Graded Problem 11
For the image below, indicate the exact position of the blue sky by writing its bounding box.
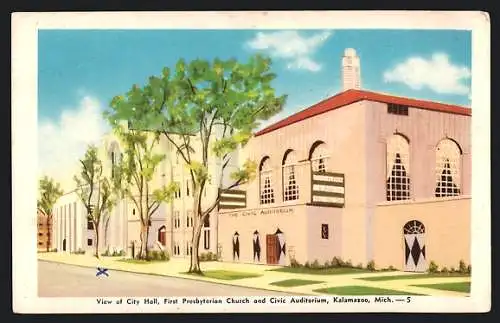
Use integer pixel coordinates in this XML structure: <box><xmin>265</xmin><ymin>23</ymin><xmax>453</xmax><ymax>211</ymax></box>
<box><xmin>37</xmin><ymin>29</ymin><xmax>471</xmax><ymax>185</ymax></box>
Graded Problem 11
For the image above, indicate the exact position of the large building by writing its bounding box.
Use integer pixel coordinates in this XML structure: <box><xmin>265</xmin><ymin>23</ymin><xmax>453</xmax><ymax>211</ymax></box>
<box><xmin>217</xmin><ymin>88</ymin><xmax>471</xmax><ymax>272</ymax></box>
<box><xmin>52</xmin><ymin>123</ymin><xmax>239</xmax><ymax>258</ymax></box>
<box><xmin>50</xmin><ymin>48</ymin><xmax>472</xmax><ymax>272</ymax></box>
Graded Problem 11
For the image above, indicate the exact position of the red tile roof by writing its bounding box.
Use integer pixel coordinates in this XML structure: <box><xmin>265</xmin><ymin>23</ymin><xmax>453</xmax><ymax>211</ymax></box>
<box><xmin>255</xmin><ymin>89</ymin><xmax>471</xmax><ymax>137</ymax></box>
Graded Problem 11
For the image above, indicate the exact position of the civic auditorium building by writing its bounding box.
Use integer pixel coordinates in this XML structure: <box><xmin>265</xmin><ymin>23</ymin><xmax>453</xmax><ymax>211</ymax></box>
<box><xmin>50</xmin><ymin>48</ymin><xmax>471</xmax><ymax>272</ymax></box>
<box><xmin>217</xmin><ymin>49</ymin><xmax>471</xmax><ymax>272</ymax></box>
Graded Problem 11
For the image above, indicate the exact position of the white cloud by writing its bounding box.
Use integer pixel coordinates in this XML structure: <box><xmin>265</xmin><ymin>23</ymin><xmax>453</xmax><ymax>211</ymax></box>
<box><xmin>38</xmin><ymin>96</ymin><xmax>109</xmax><ymax>191</ymax></box>
<box><xmin>383</xmin><ymin>53</ymin><xmax>471</xmax><ymax>95</ymax></box>
<box><xmin>246</xmin><ymin>30</ymin><xmax>332</xmax><ymax>72</ymax></box>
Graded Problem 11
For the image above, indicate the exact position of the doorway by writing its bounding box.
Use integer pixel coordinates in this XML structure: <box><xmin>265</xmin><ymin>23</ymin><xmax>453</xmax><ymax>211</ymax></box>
<box><xmin>403</xmin><ymin>220</ymin><xmax>427</xmax><ymax>272</ymax></box>
<box><xmin>62</xmin><ymin>239</ymin><xmax>67</xmax><ymax>252</ymax></box>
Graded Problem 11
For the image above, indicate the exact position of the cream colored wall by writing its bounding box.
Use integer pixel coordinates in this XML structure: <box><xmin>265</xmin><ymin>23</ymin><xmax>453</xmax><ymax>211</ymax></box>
<box><xmin>305</xmin><ymin>206</ymin><xmax>343</xmax><ymax>264</ymax></box>
<box><xmin>372</xmin><ymin>197</ymin><xmax>471</xmax><ymax>270</ymax></box>
<box><xmin>218</xmin><ymin>205</ymin><xmax>308</xmax><ymax>265</ymax></box>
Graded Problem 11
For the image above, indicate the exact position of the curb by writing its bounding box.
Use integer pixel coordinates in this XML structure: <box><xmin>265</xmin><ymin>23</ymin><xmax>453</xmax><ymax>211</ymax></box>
<box><xmin>38</xmin><ymin>259</ymin><xmax>314</xmax><ymax>296</ymax></box>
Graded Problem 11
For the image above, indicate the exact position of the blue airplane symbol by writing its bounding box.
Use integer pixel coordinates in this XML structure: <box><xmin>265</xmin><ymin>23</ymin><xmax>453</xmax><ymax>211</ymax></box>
<box><xmin>96</xmin><ymin>267</ymin><xmax>109</xmax><ymax>277</ymax></box>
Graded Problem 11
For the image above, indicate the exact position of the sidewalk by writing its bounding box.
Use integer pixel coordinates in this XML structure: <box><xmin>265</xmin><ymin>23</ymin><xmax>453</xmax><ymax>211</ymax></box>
<box><xmin>37</xmin><ymin>253</ymin><xmax>470</xmax><ymax>297</ymax></box>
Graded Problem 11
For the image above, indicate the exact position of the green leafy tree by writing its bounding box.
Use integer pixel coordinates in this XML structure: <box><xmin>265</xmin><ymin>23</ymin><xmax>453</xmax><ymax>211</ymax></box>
<box><xmin>37</xmin><ymin>176</ymin><xmax>63</xmax><ymax>251</ymax></box>
<box><xmin>106</xmin><ymin>54</ymin><xmax>286</xmax><ymax>272</ymax></box>
<box><xmin>74</xmin><ymin>145</ymin><xmax>122</xmax><ymax>258</ymax></box>
<box><xmin>112</xmin><ymin>126</ymin><xmax>178</xmax><ymax>260</ymax></box>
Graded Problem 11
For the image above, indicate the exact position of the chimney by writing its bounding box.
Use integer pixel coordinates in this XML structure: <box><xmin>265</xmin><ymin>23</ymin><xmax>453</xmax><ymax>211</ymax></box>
<box><xmin>341</xmin><ymin>48</ymin><xmax>361</xmax><ymax>91</ymax></box>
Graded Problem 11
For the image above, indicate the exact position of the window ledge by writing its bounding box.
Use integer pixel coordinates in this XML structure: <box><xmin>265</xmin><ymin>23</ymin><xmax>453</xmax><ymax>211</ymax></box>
<box><xmin>377</xmin><ymin>195</ymin><xmax>471</xmax><ymax>207</ymax></box>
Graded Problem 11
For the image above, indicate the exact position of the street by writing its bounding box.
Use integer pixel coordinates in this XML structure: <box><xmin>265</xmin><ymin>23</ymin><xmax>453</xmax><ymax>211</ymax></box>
<box><xmin>38</xmin><ymin>261</ymin><xmax>294</xmax><ymax>297</ymax></box>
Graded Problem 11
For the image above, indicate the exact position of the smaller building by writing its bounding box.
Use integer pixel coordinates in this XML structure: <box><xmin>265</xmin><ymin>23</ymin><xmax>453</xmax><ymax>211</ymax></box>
<box><xmin>37</xmin><ymin>210</ymin><xmax>52</xmax><ymax>251</ymax></box>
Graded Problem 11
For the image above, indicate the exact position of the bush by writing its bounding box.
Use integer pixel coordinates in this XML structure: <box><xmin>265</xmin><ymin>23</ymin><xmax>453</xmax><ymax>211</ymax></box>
<box><xmin>72</xmin><ymin>248</ymin><xmax>85</xmax><ymax>255</ymax></box>
<box><xmin>467</xmin><ymin>264</ymin><xmax>472</xmax><ymax>274</ymax></box>
<box><xmin>51</xmin><ymin>248</ymin><xmax>58</xmax><ymax>252</ymax></box>
<box><xmin>311</xmin><ymin>259</ymin><xmax>321</xmax><ymax>269</ymax></box>
<box><xmin>290</xmin><ymin>258</ymin><xmax>302</xmax><ymax>268</ymax></box>
<box><xmin>304</xmin><ymin>261</ymin><xmax>311</xmax><ymax>268</ymax></box>
<box><xmin>345</xmin><ymin>260</ymin><xmax>353</xmax><ymax>268</ymax></box>
<box><xmin>388</xmin><ymin>265</ymin><xmax>397</xmax><ymax>271</ymax></box>
<box><xmin>366</xmin><ymin>260</ymin><xmax>376</xmax><ymax>271</ymax></box>
<box><xmin>440</xmin><ymin>266</ymin><xmax>449</xmax><ymax>274</ymax></box>
<box><xmin>102</xmin><ymin>249</ymin><xmax>111</xmax><ymax>257</ymax></box>
<box><xmin>428</xmin><ymin>261</ymin><xmax>439</xmax><ymax>273</ymax></box>
<box><xmin>356</xmin><ymin>263</ymin><xmax>364</xmax><ymax>269</ymax></box>
<box><xmin>330</xmin><ymin>257</ymin><xmax>341</xmax><ymax>267</ymax></box>
<box><xmin>323</xmin><ymin>260</ymin><xmax>331</xmax><ymax>268</ymax></box>
<box><xmin>199</xmin><ymin>252</ymin><xmax>217</xmax><ymax>262</ymax></box>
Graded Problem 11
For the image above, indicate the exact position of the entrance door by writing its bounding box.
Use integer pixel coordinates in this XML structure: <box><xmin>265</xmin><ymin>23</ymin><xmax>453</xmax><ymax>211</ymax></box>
<box><xmin>403</xmin><ymin>220</ymin><xmax>427</xmax><ymax>272</ymax></box>
<box><xmin>158</xmin><ymin>226</ymin><xmax>166</xmax><ymax>246</ymax></box>
<box><xmin>266</xmin><ymin>234</ymin><xmax>278</xmax><ymax>264</ymax></box>
<box><xmin>62</xmin><ymin>239</ymin><xmax>67</xmax><ymax>252</ymax></box>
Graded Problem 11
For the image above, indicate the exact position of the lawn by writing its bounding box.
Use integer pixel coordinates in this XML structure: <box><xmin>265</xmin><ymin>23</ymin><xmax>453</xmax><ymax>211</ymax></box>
<box><xmin>270</xmin><ymin>267</ymin><xmax>370</xmax><ymax>275</ymax></box>
<box><xmin>187</xmin><ymin>270</ymin><xmax>262</xmax><ymax>281</ymax></box>
<box><xmin>411</xmin><ymin>282</ymin><xmax>470</xmax><ymax>293</ymax></box>
<box><xmin>358</xmin><ymin>273</ymin><xmax>471</xmax><ymax>282</ymax></box>
<box><xmin>314</xmin><ymin>285</ymin><xmax>424</xmax><ymax>296</ymax></box>
<box><xmin>269</xmin><ymin>279</ymin><xmax>324</xmax><ymax>287</ymax></box>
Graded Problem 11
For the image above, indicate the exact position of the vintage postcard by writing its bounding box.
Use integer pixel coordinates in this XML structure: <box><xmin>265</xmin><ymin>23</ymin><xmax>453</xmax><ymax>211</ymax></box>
<box><xmin>12</xmin><ymin>11</ymin><xmax>490</xmax><ymax>313</ymax></box>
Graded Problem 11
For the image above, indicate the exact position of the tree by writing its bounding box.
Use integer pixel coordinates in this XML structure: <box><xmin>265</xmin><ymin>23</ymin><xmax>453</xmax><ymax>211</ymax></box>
<box><xmin>37</xmin><ymin>176</ymin><xmax>63</xmax><ymax>252</ymax></box>
<box><xmin>106</xmin><ymin>54</ymin><xmax>286</xmax><ymax>273</ymax></box>
<box><xmin>112</xmin><ymin>126</ymin><xmax>178</xmax><ymax>260</ymax></box>
<box><xmin>74</xmin><ymin>145</ymin><xmax>121</xmax><ymax>258</ymax></box>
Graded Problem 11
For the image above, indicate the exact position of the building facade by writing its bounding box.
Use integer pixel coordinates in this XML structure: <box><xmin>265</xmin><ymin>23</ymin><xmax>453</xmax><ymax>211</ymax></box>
<box><xmin>37</xmin><ymin>210</ymin><xmax>52</xmax><ymax>251</ymax></box>
<box><xmin>217</xmin><ymin>89</ymin><xmax>471</xmax><ymax>272</ymax></box>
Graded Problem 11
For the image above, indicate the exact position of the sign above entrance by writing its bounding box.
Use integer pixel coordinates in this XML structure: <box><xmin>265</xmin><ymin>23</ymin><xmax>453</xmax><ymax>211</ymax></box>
<box><xmin>222</xmin><ymin>207</ymin><xmax>294</xmax><ymax>218</ymax></box>
<box><xmin>309</xmin><ymin>172</ymin><xmax>345</xmax><ymax>208</ymax></box>
<box><xmin>218</xmin><ymin>189</ymin><xmax>247</xmax><ymax>210</ymax></box>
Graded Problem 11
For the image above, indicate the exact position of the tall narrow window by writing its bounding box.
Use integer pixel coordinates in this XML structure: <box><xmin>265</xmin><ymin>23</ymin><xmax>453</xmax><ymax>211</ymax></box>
<box><xmin>203</xmin><ymin>215</ymin><xmax>210</xmax><ymax>228</ymax></box>
<box><xmin>283</xmin><ymin>150</ymin><xmax>299</xmax><ymax>201</ymax></box>
<box><xmin>386</xmin><ymin>134</ymin><xmax>411</xmax><ymax>201</ymax></box>
<box><xmin>309</xmin><ymin>141</ymin><xmax>329</xmax><ymax>173</ymax></box>
<box><xmin>204</xmin><ymin>230</ymin><xmax>210</xmax><ymax>250</ymax></box>
<box><xmin>435</xmin><ymin>139</ymin><xmax>462</xmax><ymax>197</ymax></box>
<box><xmin>259</xmin><ymin>157</ymin><xmax>275</xmax><ymax>204</ymax></box>
<box><xmin>186</xmin><ymin>180</ymin><xmax>190</xmax><ymax>197</ymax></box>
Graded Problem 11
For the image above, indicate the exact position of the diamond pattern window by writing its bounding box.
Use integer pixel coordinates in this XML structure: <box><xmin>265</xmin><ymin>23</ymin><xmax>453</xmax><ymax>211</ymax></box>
<box><xmin>386</xmin><ymin>134</ymin><xmax>411</xmax><ymax>201</ymax></box>
<box><xmin>435</xmin><ymin>139</ymin><xmax>461</xmax><ymax>197</ymax></box>
<box><xmin>259</xmin><ymin>157</ymin><xmax>275</xmax><ymax>204</ymax></box>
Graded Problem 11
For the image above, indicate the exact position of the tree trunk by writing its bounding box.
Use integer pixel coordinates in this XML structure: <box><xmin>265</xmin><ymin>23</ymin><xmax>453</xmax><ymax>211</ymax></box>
<box><xmin>145</xmin><ymin>219</ymin><xmax>151</xmax><ymax>258</ymax></box>
<box><xmin>190</xmin><ymin>222</ymin><xmax>203</xmax><ymax>273</ymax></box>
<box><xmin>94</xmin><ymin>227</ymin><xmax>100</xmax><ymax>259</ymax></box>
<box><xmin>104</xmin><ymin>215</ymin><xmax>111</xmax><ymax>252</ymax></box>
<box><xmin>139</xmin><ymin>223</ymin><xmax>148</xmax><ymax>259</ymax></box>
<box><xmin>46</xmin><ymin>214</ymin><xmax>52</xmax><ymax>252</ymax></box>
<box><xmin>189</xmin><ymin>186</ymin><xmax>203</xmax><ymax>273</ymax></box>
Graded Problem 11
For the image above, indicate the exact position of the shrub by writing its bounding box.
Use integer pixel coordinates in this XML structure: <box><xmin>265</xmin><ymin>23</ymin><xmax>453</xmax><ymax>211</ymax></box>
<box><xmin>199</xmin><ymin>252</ymin><xmax>217</xmax><ymax>262</ymax></box>
<box><xmin>311</xmin><ymin>259</ymin><xmax>321</xmax><ymax>269</ymax></box>
<box><xmin>388</xmin><ymin>265</ymin><xmax>397</xmax><ymax>271</ymax></box>
<box><xmin>356</xmin><ymin>263</ymin><xmax>364</xmax><ymax>269</ymax></box>
<box><xmin>459</xmin><ymin>260</ymin><xmax>468</xmax><ymax>274</ymax></box>
<box><xmin>119</xmin><ymin>250</ymin><xmax>126</xmax><ymax>257</ymax></box>
<box><xmin>428</xmin><ymin>261</ymin><xmax>439</xmax><ymax>273</ymax></box>
<box><xmin>304</xmin><ymin>261</ymin><xmax>311</xmax><ymax>268</ymax></box>
<box><xmin>467</xmin><ymin>264</ymin><xmax>472</xmax><ymax>274</ymax></box>
<box><xmin>366</xmin><ymin>260</ymin><xmax>376</xmax><ymax>271</ymax></box>
<box><xmin>72</xmin><ymin>248</ymin><xmax>85</xmax><ymax>255</ymax></box>
<box><xmin>440</xmin><ymin>266</ymin><xmax>449</xmax><ymax>274</ymax></box>
<box><xmin>345</xmin><ymin>260</ymin><xmax>353</xmax><ymax>268</ymax></box>
<box><xmin>51</xmin><ymin>248</ymin><xmax>58</xmax><ymax>252</ymax></box>
<box><xmin>323</xmin><ymin>260</ymin><xmax>331</xmax><ymax>268</ymax></box>
<box><xmin>329</xmin><ymin>257</ymin><xmax>339</xmax><ymax>267</ymax></box>
<box><xmin>290</xmin><ymin>258</ymin><xmax>302</xmax><ymax>268</ymax></box>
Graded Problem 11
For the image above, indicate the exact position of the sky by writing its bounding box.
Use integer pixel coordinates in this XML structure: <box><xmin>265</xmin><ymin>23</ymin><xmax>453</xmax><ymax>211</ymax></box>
<box><xmin>38</xmin><ymin>29</ymin><xmax>472</xmax><ymax>188</ymax></box>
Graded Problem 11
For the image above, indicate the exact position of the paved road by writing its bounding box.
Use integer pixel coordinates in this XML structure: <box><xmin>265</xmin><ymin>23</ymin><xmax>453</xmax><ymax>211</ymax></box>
<box><xmin>38</xmin><ymin>261</ymin><xmax>294</xmax><ymax>297</ymax></box>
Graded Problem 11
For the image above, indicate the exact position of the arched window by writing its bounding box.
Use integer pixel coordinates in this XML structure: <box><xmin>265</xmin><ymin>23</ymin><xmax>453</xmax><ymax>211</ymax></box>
<box><xmin>309</xmin><ymin>141</ymin><xmax>329</xmax><ymax>173</ymax></box>
<box><xmin>282</xmin><ymin>150</ymin><xmax>300</xmax><ymax>201</ymax></box>
<box><xmin>259</xmin><ymin>157</ymin><xmax>275</xmax><ymax>204</ymax></box>
<box><xmin>386</xmin><ymin>134</ymin><xmax>411</xmax><ymax>201</ymax></box>
<box><xmin>403</xmin><ymin>220</ymin><xmax>425</xmax><ymax>234</ymax></box>
<box><xmin>435</xmin><ymin>139</ymin><xmax>462</xmax><ymax>197</ymax></box>
<box><xmin>158</xmin><ymin>225</ymin><xmax>166</xmax><ymax>246</ymax></box>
